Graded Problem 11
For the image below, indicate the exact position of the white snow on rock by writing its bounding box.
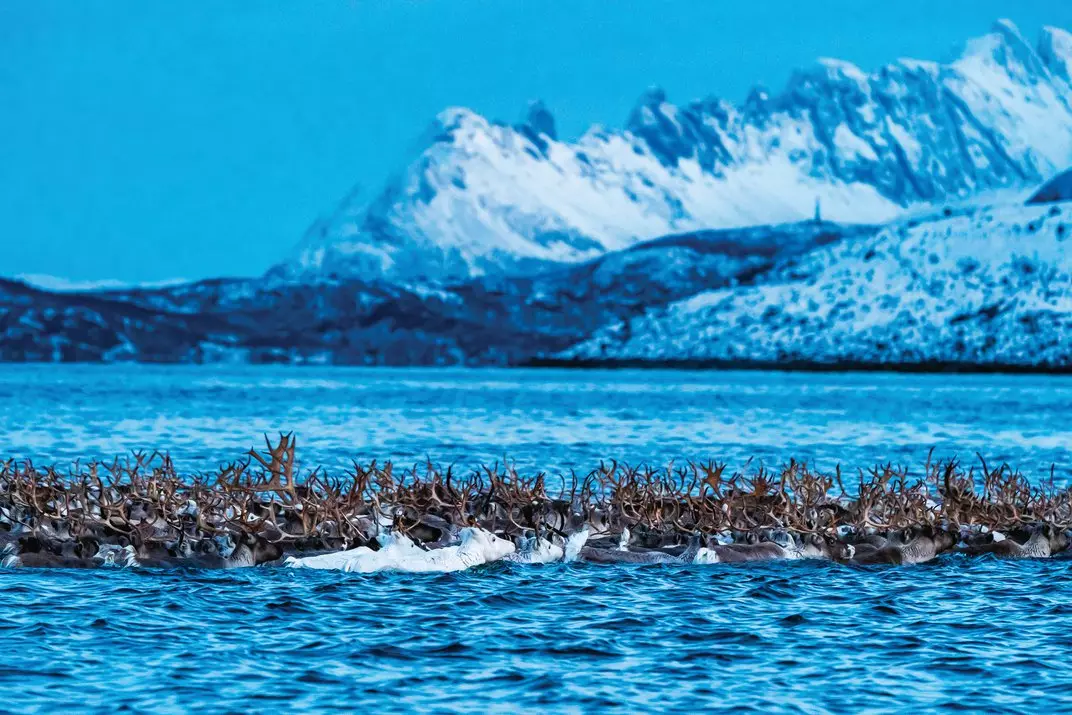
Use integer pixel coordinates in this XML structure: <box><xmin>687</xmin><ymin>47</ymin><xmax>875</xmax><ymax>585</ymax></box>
<box><xmin>14</xmin><ymin>274</ymin><xmax>189</xmax><ymax>293</ymax></box>
<box><xmin>1039</xmin><ymin>26</ymin><xmax>1072</xmax><ymax>83</ymax></box>
<box><xmin>275</xmin><ymin>21</ymin><xmax>1072</xmax><ymax>285</ymax></box>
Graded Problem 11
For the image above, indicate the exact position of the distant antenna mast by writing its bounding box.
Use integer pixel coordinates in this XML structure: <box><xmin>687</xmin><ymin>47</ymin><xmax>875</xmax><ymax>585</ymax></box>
<box><xmin>814</xmin><ymin>197</ymin><xmax>822</xmax><ymax>223</ymax></box>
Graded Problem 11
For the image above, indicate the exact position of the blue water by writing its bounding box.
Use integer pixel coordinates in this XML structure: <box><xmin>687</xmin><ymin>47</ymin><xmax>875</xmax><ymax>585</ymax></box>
<box><xmin>2</xmin><ymin>364</ymin><xmax>1072</xmax><ymax>475</ymax></box>
<box><xmin>3</xmin><ymin>365</ymin><xmax>1072</xmax><ymax>712</ymax></box>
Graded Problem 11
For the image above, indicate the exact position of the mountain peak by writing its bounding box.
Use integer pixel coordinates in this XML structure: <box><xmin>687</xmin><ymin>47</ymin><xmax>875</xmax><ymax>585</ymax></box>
<box><xmin>742</xmin><ymin>86</ymin><xmax>771</xmax><ymax>116</ymax></box>
<box><xmin>990</xmin><ymin>18</ymin><xmax>1036</xmax><ymax>60</ymax></box>
<box><xmin>277</xmin><ymin>22</ymin><xmax>1072</xmax><ymax>285</ymax></box>
<box><xmin>1039</xmin><ymin>26</ymin><xmax>1072</xmax><ymax>82</ymax></box>
<box><xmin>634</xmin><ymin>86</ymin><xmax>669</xmax><ymax>108</ymax></box>
<box><xmin>958</xmin><ymin>18</ymin><xmax>1049</xmax><ymax>79</ymax></box>
<box><xmin>626</xmin><ymin>86</ymin><xmax>693</xmax><ymax>166</ymax></box>
<box><xmin>992</xmin><ymin>17</ymin><xmax>1025</xmax><ymax>39</ymax></box>
<box><xmin>815</xmin><ymin>57</ymin><xmax>869</xmax><ymax>83</ymax></box>
<box><xmin>426</xmin><ymin>106</ymin><xmax>487</xmax><ymax>146</ymax></box>
<box><xmin>519</xmin><ymin>99</ymin><xmax>557</xmax><ymax>141</ymax></box>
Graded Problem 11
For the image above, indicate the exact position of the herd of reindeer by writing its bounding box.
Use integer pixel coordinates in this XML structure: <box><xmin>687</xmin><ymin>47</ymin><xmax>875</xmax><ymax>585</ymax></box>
<box><xmin>2</xmin><ymin>434</ymin><xmax>1071</xmax><ymax>571</ymax></box>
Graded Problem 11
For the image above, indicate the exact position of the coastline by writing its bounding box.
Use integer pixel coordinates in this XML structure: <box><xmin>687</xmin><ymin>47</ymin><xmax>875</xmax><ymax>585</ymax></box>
<box><xmin>2</xmin><ymin>352</ymin><xmax>1071</xmax><ymax>375</ymax></box>
<box><xmin>522</xmin><ymin>357</ymin><xmax>1072</xmax><ymax>375</ymax></box>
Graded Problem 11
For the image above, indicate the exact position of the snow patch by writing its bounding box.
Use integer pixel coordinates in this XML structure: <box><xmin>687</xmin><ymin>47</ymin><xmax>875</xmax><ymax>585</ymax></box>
<box><xmin>14</xmin><ymin>274</ymin><xmax>189</xmax><ymax>293</ymax></box>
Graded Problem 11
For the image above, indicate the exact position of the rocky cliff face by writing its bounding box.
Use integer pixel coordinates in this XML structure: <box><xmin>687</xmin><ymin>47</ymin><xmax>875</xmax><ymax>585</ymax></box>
<box><xmin>276</xmin><ymin>21</ymin><xmax>1072</xmax><ymax>285</ymax></box>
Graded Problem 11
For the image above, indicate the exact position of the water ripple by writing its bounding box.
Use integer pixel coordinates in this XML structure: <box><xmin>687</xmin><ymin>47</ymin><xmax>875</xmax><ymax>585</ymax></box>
<box><xmin>2</xmin><ymin>365</ymin><xmax>1071</xmax><ymax>475</ymax></box>
<box><xmin>0</xmin><ymin>559</ymin><xmax>1068</xmax><ymax>711</ymax></box>
<box><xmin>3</xmin><ymin>366</ymin><xmax>1072</xmax><ymax>709</ymax></box>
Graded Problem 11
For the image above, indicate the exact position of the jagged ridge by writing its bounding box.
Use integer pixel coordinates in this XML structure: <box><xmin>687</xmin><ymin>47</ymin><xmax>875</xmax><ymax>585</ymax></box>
<box><xmin>277</xmin><ymin>21</ymin><xmax>1072</xmax><ymax>285</ymax></box>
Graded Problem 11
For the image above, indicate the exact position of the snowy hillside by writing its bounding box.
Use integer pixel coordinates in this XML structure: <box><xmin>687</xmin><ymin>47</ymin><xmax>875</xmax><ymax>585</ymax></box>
<box><xmin>0</xmin><ymin>221</ymin><xmax>874</xmax><ymax>365</ymax></box>
<box><xmin>276</xmin><ymin>20</ymin><xmax>1072</xmax><ymax>285</ymax></box>
<box><xmin>4</xmin><ymin>198</ymin><xmax>1071</xmax><ymax>368</ymax></box>
<box><xmin>564</xmin><ymin>201</ymin><xmax>1072</xmax><ymax>367</ymax></box>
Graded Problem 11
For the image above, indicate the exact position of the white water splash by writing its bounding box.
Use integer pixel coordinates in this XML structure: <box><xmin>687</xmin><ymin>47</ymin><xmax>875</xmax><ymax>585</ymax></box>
<box><xmin>505</xmin><ymin>535</ymin><xmax>565</xmax><ymax>564</ymax></box>
<box><xmin>563</xmin><ymin>528</ymin><xmax>590</xmax><ymax>563</ymax></box>
<box><xmin>285</xmin><ymin>528</ymin><xmax>514</xmax><ymax>573</ymax></box>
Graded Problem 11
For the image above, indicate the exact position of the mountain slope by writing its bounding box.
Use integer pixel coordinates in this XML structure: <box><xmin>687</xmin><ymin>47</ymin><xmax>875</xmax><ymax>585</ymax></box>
<box><xmin>1029</xmin><ymin>167</ymin><xmax>1072</xmax><ymax>204</ymax></box>
<box><xmin>5</xmin><ymin>199</ymin><xmax>1071</xmax><ymax>369</ymax></box>
<box><xmin>276</xmin><ymin>20</ymin><xmax>1072</xmax><ymax>285</ymax></box>
<box><xmin>563</xmin><ymin>201</ymin><xmax>1072</xmax><ymax>367</ymax></box>
<box><xmin>0</xmin><ymin>222</ymin><xmax>874</xmax><ymax>365</ymax></box>
<box><xmin>0</xmin><ymin>278</ymin><xmax>238</xmax><ymax>362</ymax></box>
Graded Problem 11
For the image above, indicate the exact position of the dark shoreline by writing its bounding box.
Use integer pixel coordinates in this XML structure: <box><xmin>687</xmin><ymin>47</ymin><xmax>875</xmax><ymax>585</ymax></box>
<box><xmin>3</xmin><ymin>357</ymin><xmax>1072</xmax><ymax>375</ymax></box>
<box><xmin>522</xmin><ymin>357</ymin><xmax>1072</xmax><ymax>375</ymax></box>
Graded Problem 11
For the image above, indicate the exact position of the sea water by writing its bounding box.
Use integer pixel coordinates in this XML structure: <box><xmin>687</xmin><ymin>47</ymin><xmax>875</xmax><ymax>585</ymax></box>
<box><xmin>1</xmin><ymin>365</ymin><xmax>1071</xmax><ymax>712</ymax></box>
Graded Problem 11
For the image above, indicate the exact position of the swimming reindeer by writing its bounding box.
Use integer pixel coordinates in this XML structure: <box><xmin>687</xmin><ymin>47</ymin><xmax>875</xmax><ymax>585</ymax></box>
<box><xmin>2</xmin><ymin>438</ymin><xmax>1070</xmax><ymax>571</ymax></box>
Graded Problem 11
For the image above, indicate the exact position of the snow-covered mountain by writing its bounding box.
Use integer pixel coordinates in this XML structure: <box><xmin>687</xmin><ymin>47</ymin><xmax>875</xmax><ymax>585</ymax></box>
<box><xmin>276</xmin><ymin>20</ymin><xmax>1072</xmax><ymax>285</ymax></box>
<box><xmin>564</xmin><ymin>199</ymin><xmax>1072</xmax><ymax>367</ymax></box>
<box><xmin>0</xmin><ymin>221</ymin><xmax>877</xmax><ymax>365</ymax></box>
<box><xmin>4</xmin><ymin>191</ymin><xmax>1070</xmax><ymax>368</ymax></box>
<box><xmin>6</xmin><ymin>20</ymin><xmax>1072</xmax><ymax>371</ymax></box>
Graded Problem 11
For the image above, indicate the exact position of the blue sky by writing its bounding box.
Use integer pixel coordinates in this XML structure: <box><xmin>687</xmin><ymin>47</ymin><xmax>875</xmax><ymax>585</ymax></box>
<box><xmin>3</xmin><ymin>1</ymin><xmax>1072</xmax><ymax>284</ymax></box>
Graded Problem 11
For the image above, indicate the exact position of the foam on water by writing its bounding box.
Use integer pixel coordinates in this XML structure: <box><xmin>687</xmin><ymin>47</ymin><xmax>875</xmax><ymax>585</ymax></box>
<box><xmin>563</xmin><ymin>528</ymin><xmax>590</xmax><ymax>563</ymax></box>
<box><xmin>505</xmin><ymin>535</ymin><xmax>566</xmax><ymax>564</ymax></box>
<box><xmin>284</xmin><ymin>528</ymin><xmax>516</xmax><ymax>574</ymax></box>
